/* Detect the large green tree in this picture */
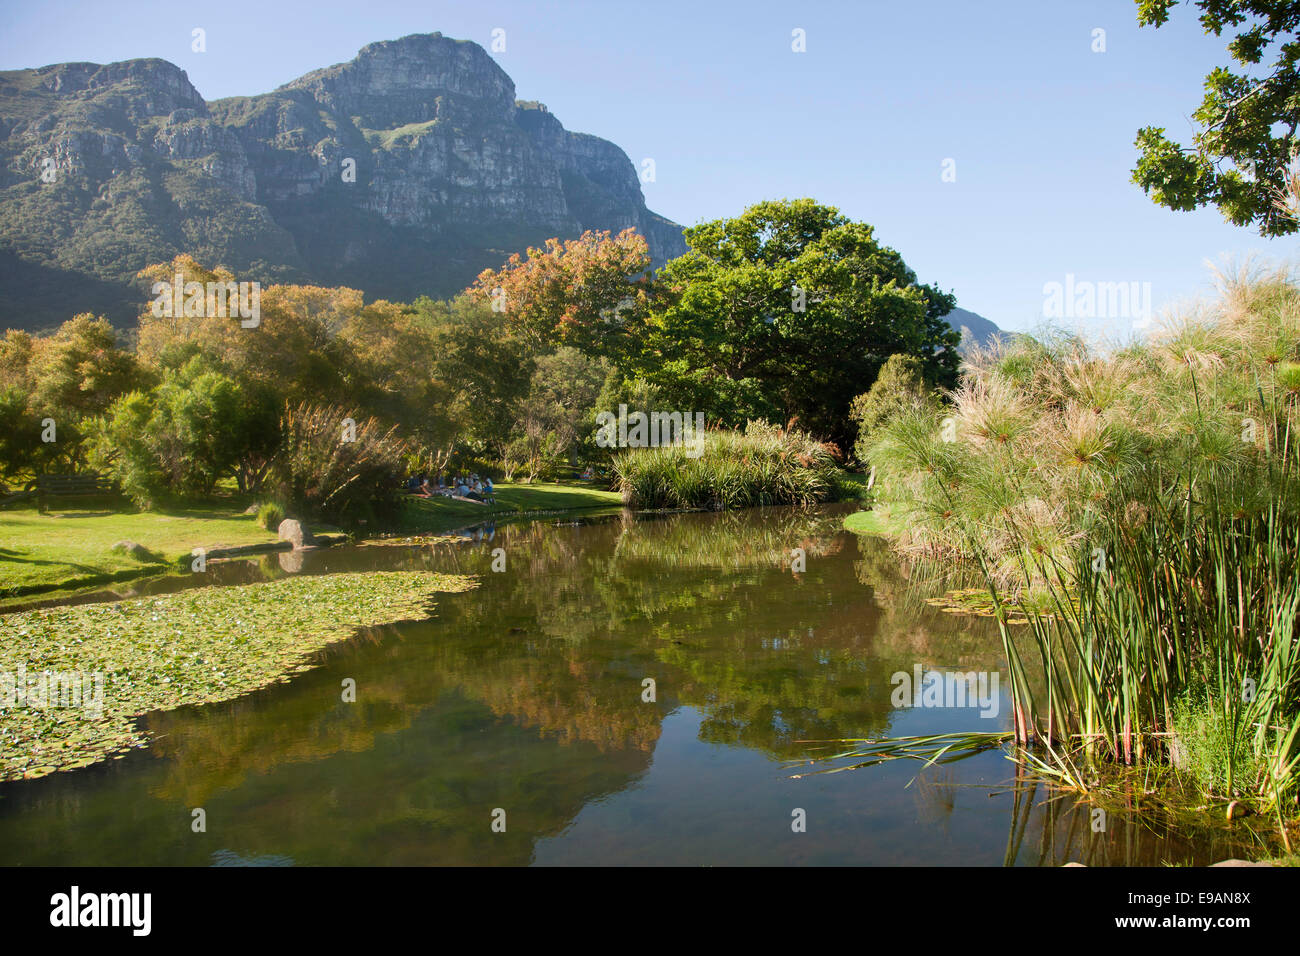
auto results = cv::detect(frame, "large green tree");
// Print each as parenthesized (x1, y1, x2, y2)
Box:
(1133, 0, 1300, 234)
(411, 294, 535, 465)
(92, 357, 273, 503)
(0, 315, 142, 478)
(634, 199, 959, 448)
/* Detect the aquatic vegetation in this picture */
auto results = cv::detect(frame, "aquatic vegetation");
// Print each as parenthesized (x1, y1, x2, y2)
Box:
(860, 264, 1300, 831)
(0, 570, 477, 781)
(359, 534, 468, 548)
(612, 421, 843, 509)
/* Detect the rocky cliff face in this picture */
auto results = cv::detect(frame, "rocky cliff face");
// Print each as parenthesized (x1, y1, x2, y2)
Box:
(0, 33, 687, 330)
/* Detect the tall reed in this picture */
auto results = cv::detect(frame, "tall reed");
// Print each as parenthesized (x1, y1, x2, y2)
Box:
(865, 264, 1300, 819)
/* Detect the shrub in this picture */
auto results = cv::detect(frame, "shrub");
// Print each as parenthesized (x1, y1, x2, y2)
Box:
(866, 267, 1300, 581)
(91, 359, 269, 505)
(273, 402, 406, 527)
(848, 353, 935, 463)
(612, 421, 842, 509)
(256, 502, 285, 531)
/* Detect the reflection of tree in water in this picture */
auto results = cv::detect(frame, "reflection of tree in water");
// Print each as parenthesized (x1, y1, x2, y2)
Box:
(148, 512, 1014, 789)
(0, 506, 1266, 865)
(8, 629, 655, 865)
(853, 535, 998, 663)
(435, 508, 1011, 760)
(914, 766, 958, 833)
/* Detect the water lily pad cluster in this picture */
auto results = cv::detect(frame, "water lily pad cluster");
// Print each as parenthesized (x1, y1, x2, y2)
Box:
(0, 571, 477, 782)
(359, 535, 467, 548)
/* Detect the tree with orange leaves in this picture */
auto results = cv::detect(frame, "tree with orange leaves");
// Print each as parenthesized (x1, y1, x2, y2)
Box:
(469, 228, 651, 358)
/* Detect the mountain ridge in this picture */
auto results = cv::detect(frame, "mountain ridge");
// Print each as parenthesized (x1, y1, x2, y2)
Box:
(0, 33, 687, 331)
(0, 32, 1001, 348)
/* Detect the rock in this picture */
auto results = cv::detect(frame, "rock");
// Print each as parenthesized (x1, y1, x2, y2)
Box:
(276, 519, 314, 550)
(1062, 862, 1087, 867)
(109, 540, 157, 561)
(1210, 859, 1274, 867)
(243, 504, 260, 515)
(277, 550, 304, 573)
(0, 33, 687, 331)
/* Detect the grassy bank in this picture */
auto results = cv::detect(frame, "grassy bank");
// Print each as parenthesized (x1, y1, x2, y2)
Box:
(397, 480, 622, 533)
(842, 508, 907, 536)
(0, 482, 619, 599)
(0, 502, 329, 598)
(0, 571, 477, 781)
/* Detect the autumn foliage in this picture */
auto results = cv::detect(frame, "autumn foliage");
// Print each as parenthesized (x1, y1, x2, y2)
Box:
(470, 228, 651, 355)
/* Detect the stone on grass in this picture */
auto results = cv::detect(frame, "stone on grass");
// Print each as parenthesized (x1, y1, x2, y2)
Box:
(110, 540, 158, 562)
(277, 519, 314, 550)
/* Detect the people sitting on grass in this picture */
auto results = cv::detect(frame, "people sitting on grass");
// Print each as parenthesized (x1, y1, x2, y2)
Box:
(404, 471, 494, 504)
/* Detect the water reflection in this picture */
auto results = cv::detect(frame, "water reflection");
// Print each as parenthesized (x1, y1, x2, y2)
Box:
(0, 505, 1268, 865)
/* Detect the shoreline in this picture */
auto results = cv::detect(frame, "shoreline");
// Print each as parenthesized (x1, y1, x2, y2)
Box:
(0, 570, 478, 782)
(0, 481, 622, 608)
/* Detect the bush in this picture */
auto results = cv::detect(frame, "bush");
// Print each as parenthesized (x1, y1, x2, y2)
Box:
(256, 502, 285, 531)
(274, 402, 407, 527)
(91, 359, 266, 505)
(612, 421, 843, 509)
(848, 353, 935, 463)
(865, 264, 1300, 580)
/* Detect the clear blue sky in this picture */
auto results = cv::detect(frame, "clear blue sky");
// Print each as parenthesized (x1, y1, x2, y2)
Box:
(2, 0, 1293, 335)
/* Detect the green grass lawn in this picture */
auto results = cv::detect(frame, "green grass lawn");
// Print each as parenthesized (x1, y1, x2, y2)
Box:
(0, 502, 296, 597)
(0, 482, 623, 597)
(842, 508, 907, 536)
(398, 481, 623, 533)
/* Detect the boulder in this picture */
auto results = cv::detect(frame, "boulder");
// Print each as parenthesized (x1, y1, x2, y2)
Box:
(276, 519, 314, 550)
(1210, 859, 1274, 867)
(110, 540, 157, 561)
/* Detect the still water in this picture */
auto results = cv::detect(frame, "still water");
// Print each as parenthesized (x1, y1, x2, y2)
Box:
(0, 505, 1258, 865)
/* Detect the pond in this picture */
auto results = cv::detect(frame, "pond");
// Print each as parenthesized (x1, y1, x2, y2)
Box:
(0, 504, 1259, 865)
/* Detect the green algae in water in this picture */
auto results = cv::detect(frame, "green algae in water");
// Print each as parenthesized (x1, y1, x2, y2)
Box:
(0, 571, 477, 781)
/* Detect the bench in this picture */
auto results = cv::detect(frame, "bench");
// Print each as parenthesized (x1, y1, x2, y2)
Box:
(0, 473, 120, 510)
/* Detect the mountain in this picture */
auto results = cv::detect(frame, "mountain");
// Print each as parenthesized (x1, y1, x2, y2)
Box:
(946, 306, 1004, 353)
(0, 33, 688, 332)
